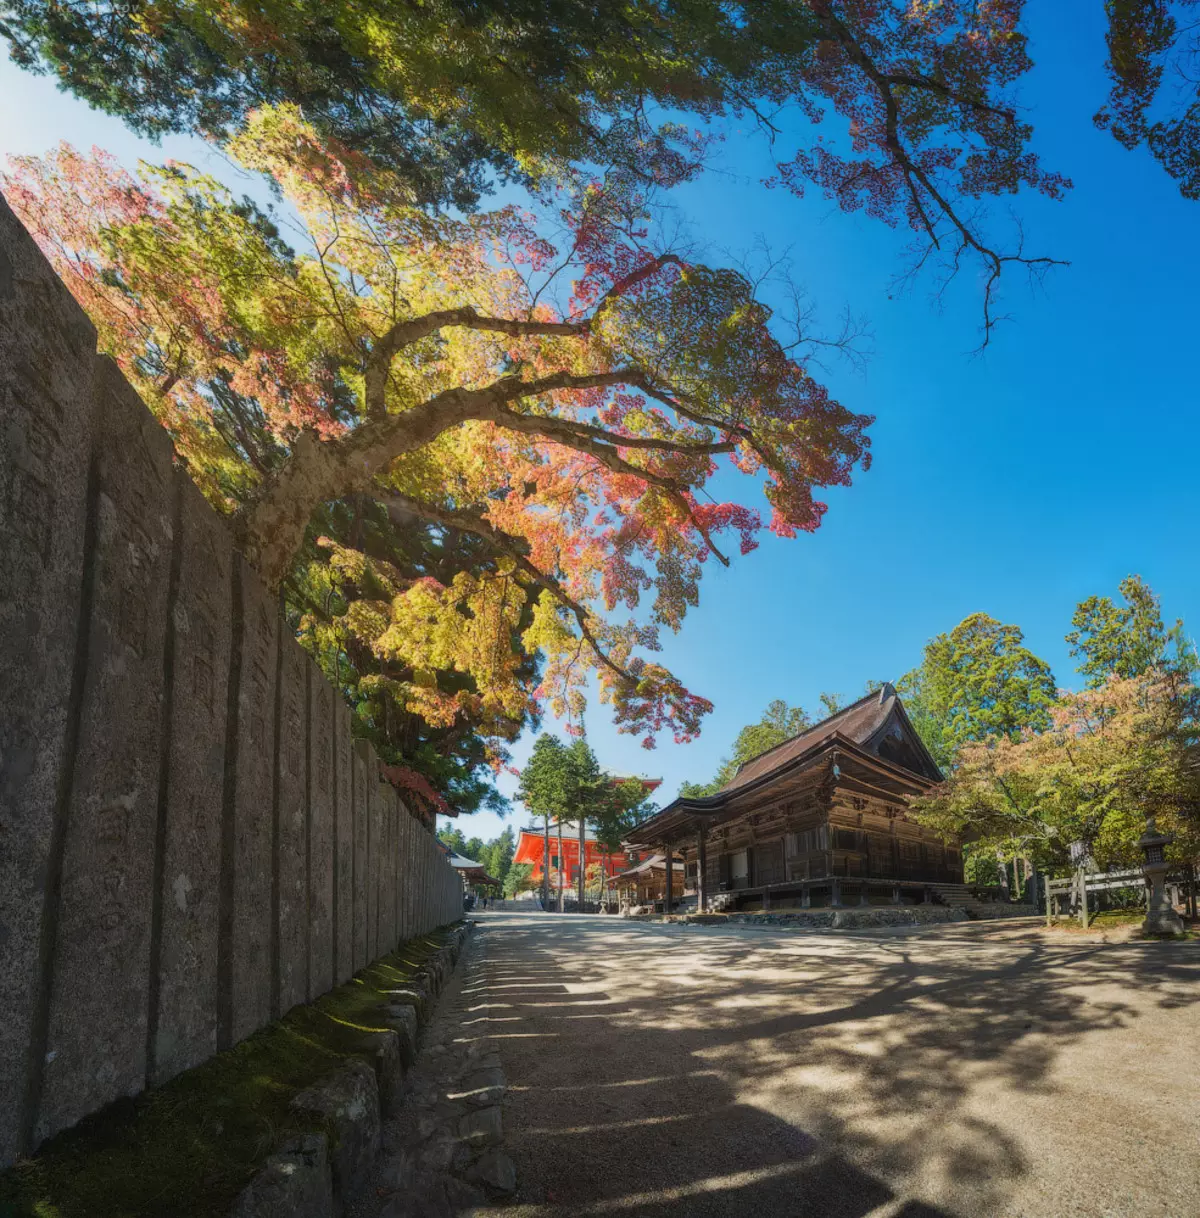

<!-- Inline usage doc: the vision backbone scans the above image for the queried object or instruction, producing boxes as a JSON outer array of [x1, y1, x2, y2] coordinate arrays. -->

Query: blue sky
[[3, 5, 1197, 844]]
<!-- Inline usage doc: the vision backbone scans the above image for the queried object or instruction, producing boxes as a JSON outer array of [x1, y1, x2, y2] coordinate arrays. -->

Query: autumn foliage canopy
[[1, 0, 1089, 807], [3, 110, 873, 770]]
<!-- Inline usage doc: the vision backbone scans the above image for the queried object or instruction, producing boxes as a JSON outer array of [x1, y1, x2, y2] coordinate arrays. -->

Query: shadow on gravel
[[467, 914, 1200, 1218]]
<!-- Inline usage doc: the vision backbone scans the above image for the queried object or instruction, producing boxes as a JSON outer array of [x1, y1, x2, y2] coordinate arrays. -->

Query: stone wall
[[0, 195, 463, 1168]]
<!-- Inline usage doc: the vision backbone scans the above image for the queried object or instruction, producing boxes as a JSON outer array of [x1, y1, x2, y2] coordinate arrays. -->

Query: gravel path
[[475, 911, 1200, 1218]]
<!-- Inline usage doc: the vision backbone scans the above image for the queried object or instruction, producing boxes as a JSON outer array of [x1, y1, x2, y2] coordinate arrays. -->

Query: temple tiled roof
[[721, 688, 897, 792]]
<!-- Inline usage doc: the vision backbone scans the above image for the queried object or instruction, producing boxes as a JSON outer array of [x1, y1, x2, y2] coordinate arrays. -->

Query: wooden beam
[[664, 839, 674, 915]]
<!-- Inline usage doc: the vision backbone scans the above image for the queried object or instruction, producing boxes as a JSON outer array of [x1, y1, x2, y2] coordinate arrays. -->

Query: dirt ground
[[469, 911, 1200, 1218]]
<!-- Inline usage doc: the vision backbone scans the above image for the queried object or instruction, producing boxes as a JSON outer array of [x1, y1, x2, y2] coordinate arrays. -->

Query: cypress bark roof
[[721, 683, 941, 792]]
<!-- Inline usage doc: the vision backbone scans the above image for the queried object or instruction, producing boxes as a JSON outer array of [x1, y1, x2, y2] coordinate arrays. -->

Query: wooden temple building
[[623, 684, 961, 913], [610, 854, 686, 912]]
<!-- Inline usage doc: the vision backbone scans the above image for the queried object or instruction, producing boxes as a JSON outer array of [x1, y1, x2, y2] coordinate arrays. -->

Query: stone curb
[[673, 906, 969, 930], [227, 923, 474, 1218], [372, 935, 516, 1217]]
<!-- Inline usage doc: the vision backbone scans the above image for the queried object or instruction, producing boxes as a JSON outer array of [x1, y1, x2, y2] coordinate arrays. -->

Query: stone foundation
[[685, 906, 969, 930]]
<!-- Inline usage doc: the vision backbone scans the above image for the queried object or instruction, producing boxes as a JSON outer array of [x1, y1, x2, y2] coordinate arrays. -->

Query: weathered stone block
[[307, 661, 334, 1001], [387, 982, 431, 1026], [38, 361, 174, 1145], [365, 1028, 403, 1117], [458, 1105, 502, 1148], [275, 642, 308, 1016], [470, 1149, 517, 1197], [226, 559, 278, 1046], [381, 784, 398, 953], [382, 1002, 419, 1065], [291, 1060, 380, 1211], [332, 698, 353, 984], [0, 194, 97, 1165], [366, 760, 380, 963], [151, 470, 231, 1085], [227, 1133, 333, 1218], [351, 741, 370, 972]]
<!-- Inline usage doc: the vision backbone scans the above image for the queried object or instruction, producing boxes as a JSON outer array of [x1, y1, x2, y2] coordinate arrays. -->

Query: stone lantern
[[1139, 818, 1184, 936]]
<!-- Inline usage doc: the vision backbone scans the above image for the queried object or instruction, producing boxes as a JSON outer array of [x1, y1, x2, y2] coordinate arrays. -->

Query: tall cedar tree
[[898, 613, 1057, 770], [518, 735, 576, 910], [1067, 574, 1197, 688]]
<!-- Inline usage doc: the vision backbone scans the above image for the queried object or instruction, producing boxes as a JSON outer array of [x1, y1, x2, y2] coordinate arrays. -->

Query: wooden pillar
[[891, 884, 901, 905], [801, 884, 811, 909], [1078, 867, 1089, 930], [830, 878, 842, 907], [696, 826, 707, 914], [1044, 876, 1052, 928], [664, 840, 674, 915], [859, 883, 870, 907]]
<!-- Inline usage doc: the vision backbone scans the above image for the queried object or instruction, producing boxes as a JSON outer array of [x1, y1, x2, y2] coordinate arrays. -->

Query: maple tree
[[1096, 0, 1200, 198], [1, 1, 1068, 330], [1, 112, 875, 800], [912, 671, 1200, 871]]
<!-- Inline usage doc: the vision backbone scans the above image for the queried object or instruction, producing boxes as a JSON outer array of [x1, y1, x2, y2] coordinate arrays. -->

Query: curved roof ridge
[[722, 684, 894, 793]]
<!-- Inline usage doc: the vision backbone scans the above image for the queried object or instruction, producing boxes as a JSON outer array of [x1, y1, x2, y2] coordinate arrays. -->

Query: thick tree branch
[[362, 255, 690, 419], [240, 362, 740, 586], [364, 306, 585, 417]]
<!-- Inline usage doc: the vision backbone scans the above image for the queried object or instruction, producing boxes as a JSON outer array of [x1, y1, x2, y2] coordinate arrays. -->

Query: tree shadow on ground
[[459, 915, 1200, 1217]]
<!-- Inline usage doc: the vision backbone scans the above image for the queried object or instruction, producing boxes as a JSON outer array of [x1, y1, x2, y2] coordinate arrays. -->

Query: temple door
[[732, 849, 749, 890]]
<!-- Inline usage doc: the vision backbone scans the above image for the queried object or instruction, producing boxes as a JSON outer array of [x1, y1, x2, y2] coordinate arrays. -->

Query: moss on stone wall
[[0, 926, 460, 1218]]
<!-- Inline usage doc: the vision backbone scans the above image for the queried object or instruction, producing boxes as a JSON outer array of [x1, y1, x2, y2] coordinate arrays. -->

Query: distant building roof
[[612, 853, 685, 881]]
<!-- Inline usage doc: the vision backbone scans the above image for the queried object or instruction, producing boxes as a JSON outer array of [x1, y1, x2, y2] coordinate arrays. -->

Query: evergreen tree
[[1067, 575, 1196, 688], [899, 613, 1057, 769], [680, 698, 810, 796]]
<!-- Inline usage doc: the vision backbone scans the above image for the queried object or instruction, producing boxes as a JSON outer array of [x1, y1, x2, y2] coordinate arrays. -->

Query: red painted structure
[[513, 773, 662, 887], [513, 824, 657, 885]]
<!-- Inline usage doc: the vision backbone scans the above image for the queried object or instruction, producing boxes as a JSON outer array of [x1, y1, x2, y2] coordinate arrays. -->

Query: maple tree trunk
[[238, 368, 640, 590], [238, 390, 486, 588]]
